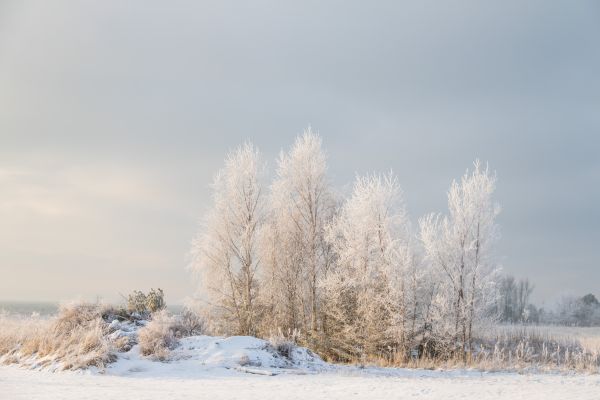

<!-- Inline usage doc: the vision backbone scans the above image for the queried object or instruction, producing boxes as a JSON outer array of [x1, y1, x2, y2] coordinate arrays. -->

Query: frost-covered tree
[[420, 161, 500, 358], [321, 172, 414, 359], [257, 211, 306, 334], [266, 128, 336, 340], [190, 143, 265, 335], [187, 133, 510, 364], [551, 294, 600, 326], [496, 275, 534, 323]]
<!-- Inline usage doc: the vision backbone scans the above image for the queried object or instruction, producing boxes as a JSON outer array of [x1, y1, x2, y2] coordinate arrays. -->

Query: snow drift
[[107, 334, 328, 377]]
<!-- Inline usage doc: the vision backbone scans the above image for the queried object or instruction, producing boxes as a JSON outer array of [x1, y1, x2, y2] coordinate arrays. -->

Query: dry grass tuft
[[138, 310, 178, 361], [0, 314, 50, 358], [0, 301, 117, 370], [472, 325, 600, 373], [340, 325, 600, 373]]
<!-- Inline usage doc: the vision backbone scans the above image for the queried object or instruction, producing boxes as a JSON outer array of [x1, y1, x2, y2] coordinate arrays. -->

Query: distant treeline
[[495, 274, 600, 326]]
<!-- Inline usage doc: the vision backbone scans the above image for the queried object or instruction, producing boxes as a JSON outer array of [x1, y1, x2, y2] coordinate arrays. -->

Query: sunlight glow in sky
[[1, 1, 599, 304]]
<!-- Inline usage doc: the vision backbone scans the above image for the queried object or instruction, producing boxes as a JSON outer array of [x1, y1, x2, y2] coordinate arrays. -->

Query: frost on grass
[[470, 325, 600, 372], [138, 310, 177, 361], [0, 296, 216, 371], [2, 305, 599, 374], [0, 290, 180, 371], [0, 302, 117, 370]]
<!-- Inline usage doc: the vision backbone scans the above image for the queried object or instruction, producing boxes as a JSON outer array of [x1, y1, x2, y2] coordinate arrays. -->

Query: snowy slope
[[105, 334, 328, 378]]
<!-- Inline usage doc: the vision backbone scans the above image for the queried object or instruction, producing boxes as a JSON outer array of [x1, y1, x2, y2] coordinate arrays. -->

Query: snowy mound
[[106, 333, 329, 377], [174, 336, 324, 369]]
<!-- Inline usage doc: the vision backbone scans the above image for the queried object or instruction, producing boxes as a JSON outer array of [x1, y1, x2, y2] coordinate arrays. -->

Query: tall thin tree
[[190, 143, 265, 335], [269, 128, 335, 340], [420, 161, 500, 360]]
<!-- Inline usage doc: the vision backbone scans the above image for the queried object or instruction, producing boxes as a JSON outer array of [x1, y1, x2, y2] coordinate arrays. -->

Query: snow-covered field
[[2, 332, 600, 400], [493, 325, 600, 352], [2, 364, 600, 400]]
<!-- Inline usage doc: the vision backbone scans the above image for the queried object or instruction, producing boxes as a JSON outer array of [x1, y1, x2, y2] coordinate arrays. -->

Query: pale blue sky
[[1, 1, 598, 305]]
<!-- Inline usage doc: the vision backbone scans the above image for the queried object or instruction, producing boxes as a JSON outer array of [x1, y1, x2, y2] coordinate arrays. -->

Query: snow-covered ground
[[106, 334, 329, 377], [2, 364, 600, 400], [2, 331, 600, 399]]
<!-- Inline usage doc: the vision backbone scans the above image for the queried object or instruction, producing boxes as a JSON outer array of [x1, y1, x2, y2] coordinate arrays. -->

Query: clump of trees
[[189, 129, 501, 362], [549, 294, 600, 326], [496, 276, 536, 323], [494, 274, 600, 327]]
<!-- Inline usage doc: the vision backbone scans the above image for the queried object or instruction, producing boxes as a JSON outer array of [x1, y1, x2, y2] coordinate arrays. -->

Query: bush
[[126, 288, 166, 316], [127, 290, 148, 314], [138, 310, 177, 361], [172, 308, 206, 337], [268, 328, 299, 360], [146, 288, 166, 313]]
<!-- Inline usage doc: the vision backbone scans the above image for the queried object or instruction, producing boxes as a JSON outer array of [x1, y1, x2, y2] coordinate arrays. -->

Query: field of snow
[[3, 364, 600, 400]]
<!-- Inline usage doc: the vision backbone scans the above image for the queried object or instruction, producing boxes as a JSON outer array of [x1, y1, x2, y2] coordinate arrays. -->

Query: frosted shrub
[[126, 288, 166, 316], [173, 308, 206, 337], [127, 290, 148, 314], [268, 329, 299, 359], [146, 288, 166, 312], [138, 310, 177, 361]]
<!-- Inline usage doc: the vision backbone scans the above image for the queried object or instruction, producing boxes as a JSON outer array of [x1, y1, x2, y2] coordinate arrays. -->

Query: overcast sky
[[1, 1, 598, 305]]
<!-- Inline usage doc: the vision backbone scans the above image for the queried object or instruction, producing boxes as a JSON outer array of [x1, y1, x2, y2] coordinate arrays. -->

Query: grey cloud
[[0, 0, 598, 303]]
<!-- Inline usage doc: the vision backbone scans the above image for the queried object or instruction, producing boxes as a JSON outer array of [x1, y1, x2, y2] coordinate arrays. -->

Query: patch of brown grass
[[0, 301, 117, 370], [138, 310, 178, 361]]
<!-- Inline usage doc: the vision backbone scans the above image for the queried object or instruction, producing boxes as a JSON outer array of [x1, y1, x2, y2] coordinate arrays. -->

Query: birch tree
[[257, 210, 306, 334], [268, 128, 335, 340], [190, 143, 265, 335], [321, 172, 412, 359], [420, 161, 500, 359]]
